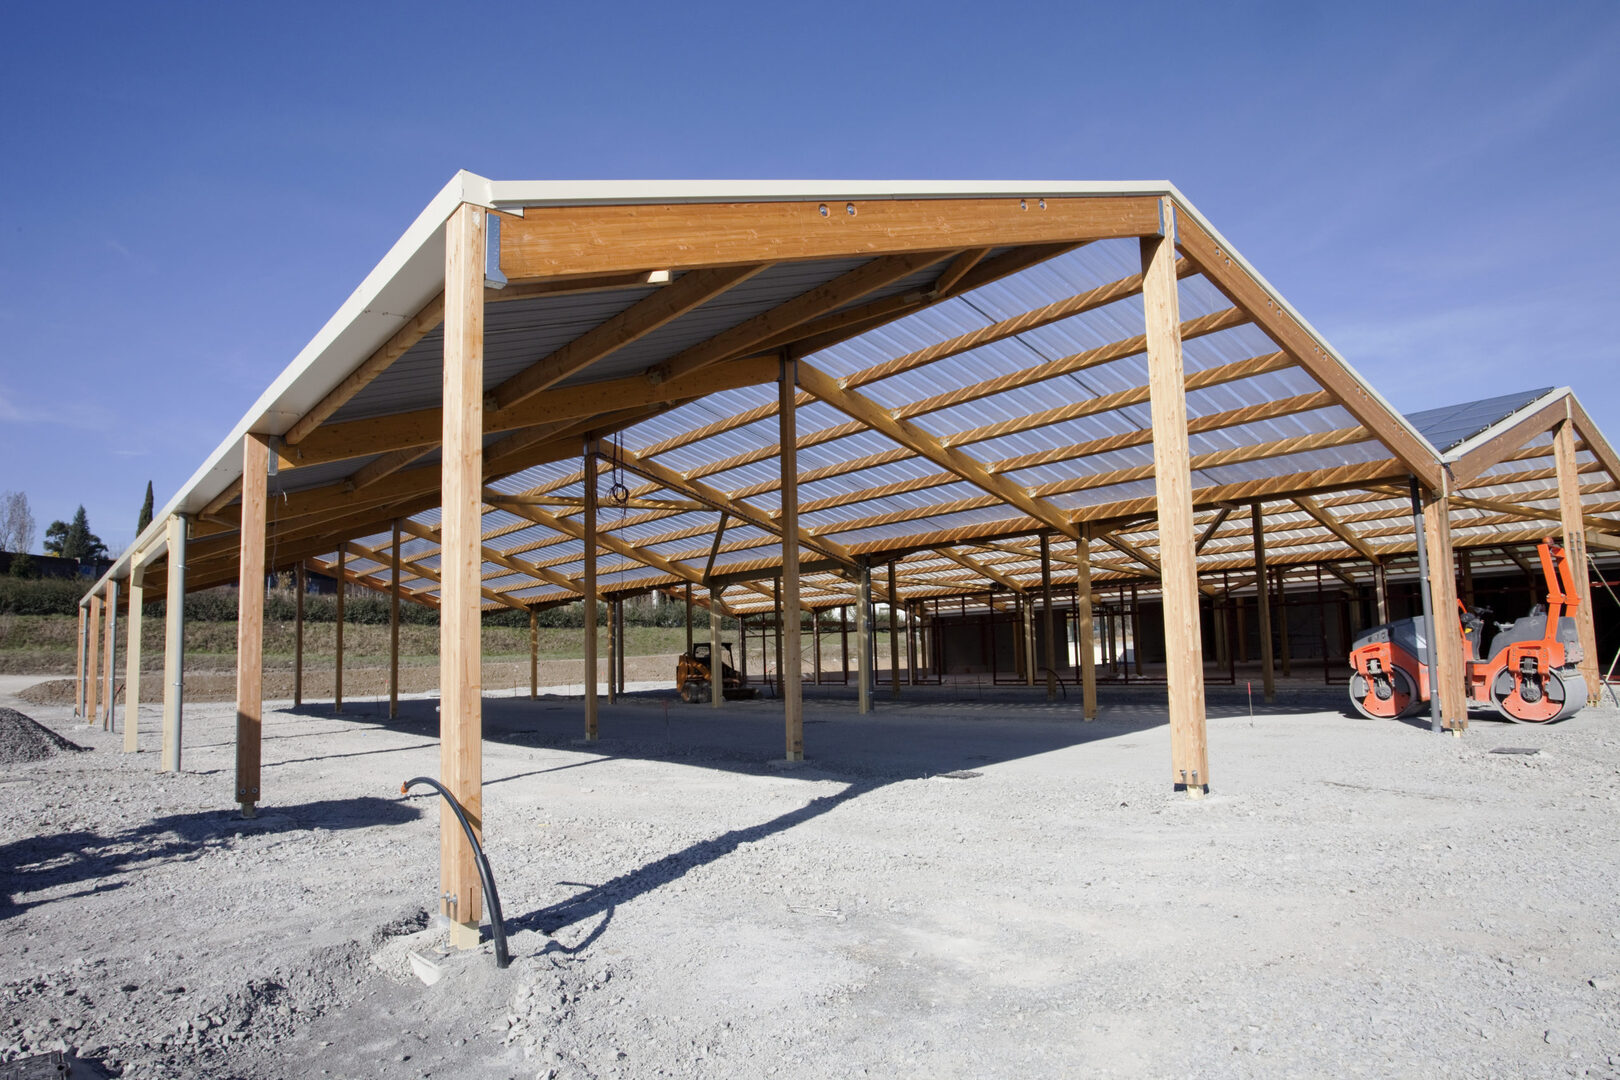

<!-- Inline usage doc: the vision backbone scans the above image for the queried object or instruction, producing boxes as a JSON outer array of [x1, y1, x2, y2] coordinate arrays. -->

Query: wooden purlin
[[1172, 210, 1442, 488], [1291, 495, 1382, 563]]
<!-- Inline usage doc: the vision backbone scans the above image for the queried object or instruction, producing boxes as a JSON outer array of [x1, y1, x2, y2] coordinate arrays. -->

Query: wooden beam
[[282, 353, 779, 470], [934, 546, 1024, 592], [600, 440, 855, 569], [1144, 212, 1208, 793], [234, 433, 268, 816], [1196, 505, 1233, 553], [1554, 418, 1602, 704], [929, 247, 990, 296], [440, 202, 486, 947], [497, 196, 1163, 280], [797, 360, 1079, 539], [1173, 210, 1441, 488], [660, 249, 957, 382], [1292, 495, 1381, 564], [1447, 393, 1569, 486], [493, 264, 769, 411]]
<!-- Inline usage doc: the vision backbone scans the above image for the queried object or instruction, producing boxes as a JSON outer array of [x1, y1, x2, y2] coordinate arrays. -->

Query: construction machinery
[[1348, 538, 1587, 724], [676, 641, 758, 703]]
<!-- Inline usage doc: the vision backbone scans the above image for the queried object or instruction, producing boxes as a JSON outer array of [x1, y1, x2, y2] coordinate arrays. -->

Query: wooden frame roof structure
[[76, 174, 1619, 939]]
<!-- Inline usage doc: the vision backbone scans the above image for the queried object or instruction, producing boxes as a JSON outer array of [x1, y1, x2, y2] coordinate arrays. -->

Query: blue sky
[[2, 1, 1616, 556]]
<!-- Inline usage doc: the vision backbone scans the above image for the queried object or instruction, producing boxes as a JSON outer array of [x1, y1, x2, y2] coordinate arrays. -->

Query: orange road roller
[[1347, 539, 1587, 724]]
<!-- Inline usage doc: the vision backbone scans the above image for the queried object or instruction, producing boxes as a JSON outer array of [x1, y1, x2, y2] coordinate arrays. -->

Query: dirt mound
[[0, 706, 85, 763]]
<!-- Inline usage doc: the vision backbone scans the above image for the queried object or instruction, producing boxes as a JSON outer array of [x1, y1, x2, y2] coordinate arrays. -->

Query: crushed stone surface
[[0, 706, 84, 764], [2, 682, 1619, 1078]]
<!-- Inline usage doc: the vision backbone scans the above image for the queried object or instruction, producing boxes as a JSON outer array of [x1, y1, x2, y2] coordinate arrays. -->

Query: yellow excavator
[[676, 642, 757, 702]]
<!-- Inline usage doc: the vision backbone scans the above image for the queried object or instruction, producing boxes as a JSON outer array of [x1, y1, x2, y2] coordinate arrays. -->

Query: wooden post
[[1554, 418, 1602, 704], [161, 513, 188, 772], [1143, 208, 1208, 793], [616, 599, 625, 696], [1373, 562, 1389, 625], [1459, 548, 1475, 610], [528, 608, 539, 700], [390, 520, 402, 718], [1022, 590, 1036, 685], [86, 593, 102, 728], [1251, 503, 1276, 703], [1421, 489, 1467, 730], [583, 446, 599, 739], [1078, 531, 1097, 720], [856, 564, 872, 714], [102, 579, 117, 731], [1130, 582, 1143, 676], [439, 201, 486, 948], [684, 582, 693, 657], [1276, 567, 1291, 678], [607, 595, 618, 704], [709, 587, 725, 710], [1041, 533, 1057, 703], [123, 569, 144, 752], [887, 562, 901, 699], [293, 563, 305, 708], [334, 543, 345, 714], [811, 608, 822, 684], [907, 602, 919, 686], [772, 579, 784, 695], [779, 356, 804, 760], [235, 432, 268, 817], [75, 604, 87, 718], [840, 605, 850, 685]]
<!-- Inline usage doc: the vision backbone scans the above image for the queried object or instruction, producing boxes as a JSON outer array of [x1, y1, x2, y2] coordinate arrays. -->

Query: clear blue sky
[[2, 1, 1616, 556]]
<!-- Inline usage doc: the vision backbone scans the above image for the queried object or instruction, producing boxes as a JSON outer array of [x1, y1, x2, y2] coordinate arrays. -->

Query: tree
[[137, 481, 154, 533], [0, 490, 36, 553], [43, 506, 107, 561]]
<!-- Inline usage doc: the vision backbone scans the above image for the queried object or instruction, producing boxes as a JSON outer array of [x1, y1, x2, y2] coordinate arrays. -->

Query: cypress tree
[[137, 481, 154, 533]]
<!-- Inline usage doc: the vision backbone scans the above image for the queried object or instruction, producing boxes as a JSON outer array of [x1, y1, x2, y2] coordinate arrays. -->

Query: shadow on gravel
[[0, 796, 419, 922], [508, 780, 879, 947]]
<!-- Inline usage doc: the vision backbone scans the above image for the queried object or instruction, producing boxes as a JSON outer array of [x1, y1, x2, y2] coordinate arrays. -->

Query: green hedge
[[0, 578, 736, 629]]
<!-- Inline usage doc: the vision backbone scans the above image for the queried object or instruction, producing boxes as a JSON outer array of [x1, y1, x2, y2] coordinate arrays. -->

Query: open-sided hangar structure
[[75, 175, 1620, 947]]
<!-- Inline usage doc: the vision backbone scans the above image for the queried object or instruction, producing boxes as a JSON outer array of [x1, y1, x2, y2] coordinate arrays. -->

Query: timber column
[[235, 433, 269, 816], [440, 203, 486, 949], [1077, 530, 1097, 720], [1554, 416, 1602, 704], [102, 579, 117, 731], [86, 593, 102, 729], [161, 514, 188, 772], [1144, 200, 1209, 795], [583, 446, 599, 738], [124, 561, 145, 751], [75, 603, 87, 719], [1421, 486, 1467, 731], [779, 357, 804, 760]]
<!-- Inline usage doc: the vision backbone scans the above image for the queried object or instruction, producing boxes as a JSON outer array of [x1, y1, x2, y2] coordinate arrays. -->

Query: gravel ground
[[2, 677, 1619, 1079]]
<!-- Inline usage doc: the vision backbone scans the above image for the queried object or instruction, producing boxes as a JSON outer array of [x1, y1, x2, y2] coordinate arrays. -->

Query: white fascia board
[[1442, 388, 1570, 464], [1162, 185, 1445, 467], [85, 170, 497, 601]]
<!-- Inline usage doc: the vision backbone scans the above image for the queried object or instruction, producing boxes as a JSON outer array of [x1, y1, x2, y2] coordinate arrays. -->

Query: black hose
[[400, 776, 511, 969]]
